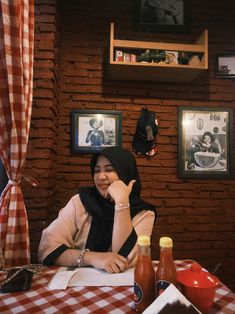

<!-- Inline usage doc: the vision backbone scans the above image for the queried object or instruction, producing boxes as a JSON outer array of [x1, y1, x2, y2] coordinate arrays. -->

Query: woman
[[85, 118, 104, 146], [187, 131, 221, 169], [200, 131, 221, 153], [38, 147, 156, 273]]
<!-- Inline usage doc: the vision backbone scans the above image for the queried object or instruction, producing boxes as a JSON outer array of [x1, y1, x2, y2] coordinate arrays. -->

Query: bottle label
[[156, 280, 170, 295], [134, 282, 143, 304]]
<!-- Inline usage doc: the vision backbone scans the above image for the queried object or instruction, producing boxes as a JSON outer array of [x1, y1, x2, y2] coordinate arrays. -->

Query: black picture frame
[[134, 0, 190, 33], [178, 107, 234, 179], [70, 110, 122, 154], [216, 54, 235, 79]]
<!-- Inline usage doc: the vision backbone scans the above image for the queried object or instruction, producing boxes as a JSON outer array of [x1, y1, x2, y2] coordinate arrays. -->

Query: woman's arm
[[106, 180, 135, 252], [54, 248, 128, 274], [214, 138, 222, 153], [38, 195, 87, 264], [54, 211, 155, 272], [38, 194, 129, 273], [106, 179, 155, 266], [86, 130, 94, 143]]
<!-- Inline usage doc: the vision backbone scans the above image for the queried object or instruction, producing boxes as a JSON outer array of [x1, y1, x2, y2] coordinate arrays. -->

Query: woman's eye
[[106, 167, 115, 172], [94, 166, 115, 173]]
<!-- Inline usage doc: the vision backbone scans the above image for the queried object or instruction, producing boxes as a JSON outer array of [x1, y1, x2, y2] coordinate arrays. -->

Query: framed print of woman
[[178, 107, 234, 179], [86, 118, 105, 147]]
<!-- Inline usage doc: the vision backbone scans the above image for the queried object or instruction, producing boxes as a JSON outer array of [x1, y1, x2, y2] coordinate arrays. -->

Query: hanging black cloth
[[79, 147, 156, 257]]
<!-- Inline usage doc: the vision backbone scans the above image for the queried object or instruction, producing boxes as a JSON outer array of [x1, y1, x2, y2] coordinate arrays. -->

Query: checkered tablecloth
[[1, 260, 235, 314]]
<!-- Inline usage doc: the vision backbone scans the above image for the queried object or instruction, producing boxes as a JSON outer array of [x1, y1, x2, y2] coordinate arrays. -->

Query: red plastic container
[[177, 262, 219, 312]]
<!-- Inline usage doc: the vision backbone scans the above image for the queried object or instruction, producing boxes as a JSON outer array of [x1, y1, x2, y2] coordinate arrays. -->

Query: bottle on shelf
[[155, 236, 177, 296], [134, 235, 155, 313]]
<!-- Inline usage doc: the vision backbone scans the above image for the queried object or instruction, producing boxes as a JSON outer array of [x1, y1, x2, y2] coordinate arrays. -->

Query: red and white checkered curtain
[[0, 0, 34, 268]]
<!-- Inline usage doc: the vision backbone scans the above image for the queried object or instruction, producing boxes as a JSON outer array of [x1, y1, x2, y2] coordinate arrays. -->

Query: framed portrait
[[70, 110, 122, 154], [216, 54, 235, 79], [178, 107, 234, 179], [134, 0, 190, 33]]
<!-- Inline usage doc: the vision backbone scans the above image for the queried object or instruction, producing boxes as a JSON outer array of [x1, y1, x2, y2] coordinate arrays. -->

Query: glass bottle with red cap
[[134, 235, 155, 312], [155, 236, 177, 296]]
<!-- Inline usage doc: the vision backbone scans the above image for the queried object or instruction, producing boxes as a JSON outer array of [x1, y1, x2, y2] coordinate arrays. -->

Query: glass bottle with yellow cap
[[134, 235, 155, 312], [155, 236, 177, 296]]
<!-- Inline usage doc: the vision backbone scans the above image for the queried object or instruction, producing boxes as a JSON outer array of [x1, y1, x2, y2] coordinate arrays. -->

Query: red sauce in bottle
[[155, 236, 177, 296], [134, 235, 155, 312]]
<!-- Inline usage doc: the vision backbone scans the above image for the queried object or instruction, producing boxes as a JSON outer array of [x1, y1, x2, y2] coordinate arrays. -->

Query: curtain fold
[[0, 0, 34, 268]]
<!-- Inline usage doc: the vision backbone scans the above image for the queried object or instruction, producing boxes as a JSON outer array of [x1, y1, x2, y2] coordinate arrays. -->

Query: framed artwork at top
[[216, 54, 235, 79], [134, 0, 190, 33], [178, 107, 234, 179], [70, 109, 122, 154]]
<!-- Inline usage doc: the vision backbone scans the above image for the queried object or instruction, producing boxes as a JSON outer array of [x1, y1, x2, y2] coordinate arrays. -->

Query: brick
[[23, 0, 235, 292]]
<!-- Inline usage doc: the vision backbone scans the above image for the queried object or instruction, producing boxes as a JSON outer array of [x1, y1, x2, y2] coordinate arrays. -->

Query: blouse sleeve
[[127, 210, 155, 267], [38, 194, 89, 264]]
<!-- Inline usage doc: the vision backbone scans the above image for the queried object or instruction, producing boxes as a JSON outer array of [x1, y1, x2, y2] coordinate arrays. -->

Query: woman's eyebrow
[[105, 163, 113, 167], [94, 162, 113, 167], [95, 163, 114, 169]]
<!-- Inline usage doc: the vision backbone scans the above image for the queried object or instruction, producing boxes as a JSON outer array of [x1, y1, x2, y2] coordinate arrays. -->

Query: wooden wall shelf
[[108, 23, 208, 83]]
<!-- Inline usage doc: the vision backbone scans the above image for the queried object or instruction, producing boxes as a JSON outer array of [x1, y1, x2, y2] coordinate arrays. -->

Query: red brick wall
[[24, 0, 235, 291], [23, 0, 61, 257]]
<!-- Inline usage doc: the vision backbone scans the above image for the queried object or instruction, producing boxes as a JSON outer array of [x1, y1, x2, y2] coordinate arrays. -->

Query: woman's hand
[[106, 180, 136, 204], [85, 251, 128, 273], [202, 142, 211, 149]]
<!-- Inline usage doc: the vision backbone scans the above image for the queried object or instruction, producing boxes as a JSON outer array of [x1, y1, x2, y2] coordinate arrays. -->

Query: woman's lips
[[98, 183, 109, 190]]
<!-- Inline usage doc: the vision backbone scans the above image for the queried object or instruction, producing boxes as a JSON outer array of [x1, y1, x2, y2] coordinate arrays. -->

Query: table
[[1, 260, 235, 314]]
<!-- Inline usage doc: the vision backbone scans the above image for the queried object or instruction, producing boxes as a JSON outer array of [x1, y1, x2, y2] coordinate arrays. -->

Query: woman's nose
[[97, 171, 107, 180]]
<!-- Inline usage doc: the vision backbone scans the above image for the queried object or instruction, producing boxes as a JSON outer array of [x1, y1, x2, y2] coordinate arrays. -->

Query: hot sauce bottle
[[134, 235, 155, 312], [155, 236, 177, 296]]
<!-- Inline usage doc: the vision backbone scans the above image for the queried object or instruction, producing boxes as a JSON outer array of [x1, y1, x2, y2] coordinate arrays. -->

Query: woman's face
[[203, 135, 212, 145], [93, 155, 119, 197], [93, 121, 98, 129]]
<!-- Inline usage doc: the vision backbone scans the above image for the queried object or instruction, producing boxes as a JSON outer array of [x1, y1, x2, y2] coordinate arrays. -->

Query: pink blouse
[[38, 194, 155, 267]]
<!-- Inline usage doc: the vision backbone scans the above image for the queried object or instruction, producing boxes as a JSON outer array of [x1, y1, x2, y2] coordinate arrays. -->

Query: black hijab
[[79, 147, 156, 255]]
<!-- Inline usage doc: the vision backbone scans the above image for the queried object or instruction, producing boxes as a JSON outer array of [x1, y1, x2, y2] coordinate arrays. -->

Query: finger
[[128, 180, 136, 190], [106, 265, 114, 274], [116, 260, 127, 272], [118, 255, 128, 264], [104, 191, 108, 198], [116, 256, 128, 269], [111, 262, 121, 274], [104, 189, 113, 200], [104, 192, 113, 201], [114, 260, 126, 273]]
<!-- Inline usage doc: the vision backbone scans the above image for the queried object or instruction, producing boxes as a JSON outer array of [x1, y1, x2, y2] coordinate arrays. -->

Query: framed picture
[[178, 107, 234, 179], [70, 110, 122, 154], [216, 54, 235, 79], [134, 0, 190, 33]]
